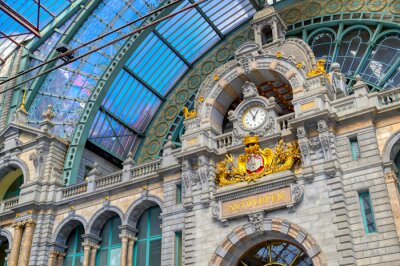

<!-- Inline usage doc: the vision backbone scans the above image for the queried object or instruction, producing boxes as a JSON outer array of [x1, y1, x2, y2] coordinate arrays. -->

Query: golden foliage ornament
[[216, 135, 301, 186]]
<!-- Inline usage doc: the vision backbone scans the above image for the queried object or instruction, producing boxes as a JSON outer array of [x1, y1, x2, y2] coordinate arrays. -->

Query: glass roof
[[24, 0, 257, 160], [0, 0, 73, 62]]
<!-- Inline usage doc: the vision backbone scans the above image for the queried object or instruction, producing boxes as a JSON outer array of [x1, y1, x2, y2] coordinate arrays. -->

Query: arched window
[[0, 169, 23, 200], [0, 236, 9, 266], [96, 216, 122, 266], [309, 31, 335, 70], [337, 29, 370, 76], [384, 66, 400, 90], [133, 206, 162, 266], [238, 240, 312, 265], [361, 33, 400, 86], [64, 225, 84, 266]]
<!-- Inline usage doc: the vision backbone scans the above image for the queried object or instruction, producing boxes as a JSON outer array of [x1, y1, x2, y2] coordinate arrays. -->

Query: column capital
[[49, 250, 66, 257], [386, 171, 399, 184], [119, 233, 137, 242], [82, 241, 100, 250]]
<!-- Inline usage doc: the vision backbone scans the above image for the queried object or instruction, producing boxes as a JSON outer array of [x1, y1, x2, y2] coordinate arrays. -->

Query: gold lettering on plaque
[[221, 187, 292, 219]]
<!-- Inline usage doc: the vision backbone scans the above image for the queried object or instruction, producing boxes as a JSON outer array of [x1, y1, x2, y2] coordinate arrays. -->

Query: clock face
[[242, 106, 267, 129]]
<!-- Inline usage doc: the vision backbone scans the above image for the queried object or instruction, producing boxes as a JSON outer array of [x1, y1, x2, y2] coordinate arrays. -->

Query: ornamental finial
[[18, 89, 28, 113], [42, 104, 55, 121]]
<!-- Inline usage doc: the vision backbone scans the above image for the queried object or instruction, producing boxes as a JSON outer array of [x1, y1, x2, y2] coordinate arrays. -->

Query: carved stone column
[[19, 220, 36, 266], [385, 171, 400, 241], [89, 243, 99, 266], [56, 252, 66, 266], [82, 242, 92, 266], [120, 234, 129, 266], [8, 222, 24, 266], [47, 250, 57, 266], [127, 237, 136, 266]]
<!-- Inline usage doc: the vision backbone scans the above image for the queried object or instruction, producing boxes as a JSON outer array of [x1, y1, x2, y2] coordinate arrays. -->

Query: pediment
[[0, 123, 44, 151]]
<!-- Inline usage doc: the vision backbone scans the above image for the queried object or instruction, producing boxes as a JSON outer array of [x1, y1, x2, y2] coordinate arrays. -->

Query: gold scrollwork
[[216, 135, 301, 186]]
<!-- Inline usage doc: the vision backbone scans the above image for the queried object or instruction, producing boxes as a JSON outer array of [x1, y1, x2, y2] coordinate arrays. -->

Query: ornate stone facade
[[1, 4, 400, 266]]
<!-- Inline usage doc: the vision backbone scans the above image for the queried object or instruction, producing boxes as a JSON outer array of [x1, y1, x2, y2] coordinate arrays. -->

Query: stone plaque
[[221, 187, 292, 219]]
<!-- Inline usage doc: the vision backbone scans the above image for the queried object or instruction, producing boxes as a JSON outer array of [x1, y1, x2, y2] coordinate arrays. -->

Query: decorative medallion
[[175, 90, 189, 104], [201, 61, 215, 75], [368, 0, 387, 11], [216, 48, 231, 62], [345, 0, 364, 11], [304, 3, 321, 18], [325, 0, 343, 13], [164, 105, 179, 120], [231, 36, 246, 50], [389, 0, 400, 14], [283, 8, 301, 24], [154, 122, 169, 137], [147, 140, 161, 155], [216, 135, 301, 186], [187, 75, 202, 89]]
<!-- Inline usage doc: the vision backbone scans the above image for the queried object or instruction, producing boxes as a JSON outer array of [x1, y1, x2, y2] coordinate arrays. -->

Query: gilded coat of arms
[[216, 135, 301, 186]]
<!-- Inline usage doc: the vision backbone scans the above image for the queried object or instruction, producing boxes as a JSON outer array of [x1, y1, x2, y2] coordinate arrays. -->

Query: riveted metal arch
[[62, 0, 180, 185]]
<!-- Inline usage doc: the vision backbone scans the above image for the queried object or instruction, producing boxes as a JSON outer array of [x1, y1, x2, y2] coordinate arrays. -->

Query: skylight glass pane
[[156, 1, 220, 62], [197, 0, 255, 34], [126, 33, 188, 96], [89, 110, 141, 158], [102, 70, 162, 133]]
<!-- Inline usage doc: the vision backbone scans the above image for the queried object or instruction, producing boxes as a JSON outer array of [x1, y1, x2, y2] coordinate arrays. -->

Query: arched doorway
[[238, 240, 312, 266], [64, 225, 85, 266], [96, 215, 122, 265]]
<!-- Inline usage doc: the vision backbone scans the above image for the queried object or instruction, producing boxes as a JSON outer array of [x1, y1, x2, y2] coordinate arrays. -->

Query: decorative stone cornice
[[12, 218, 36, 228]]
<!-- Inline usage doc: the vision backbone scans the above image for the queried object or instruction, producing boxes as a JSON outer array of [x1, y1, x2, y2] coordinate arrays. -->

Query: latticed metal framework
[[3, 0, 400, 185]]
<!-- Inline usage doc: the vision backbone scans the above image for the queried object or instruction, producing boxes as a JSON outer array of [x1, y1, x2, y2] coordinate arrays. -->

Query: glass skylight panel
[[197, 0, 256, 35], [126, 33, 188, 96], [89, 110, 141, 158], [156, 1, 220, 62], [102, 70, 162, 133]]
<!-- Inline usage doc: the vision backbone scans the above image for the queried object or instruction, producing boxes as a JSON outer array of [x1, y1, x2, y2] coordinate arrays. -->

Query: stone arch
[[0, 158, 30, 183], [382, 129, 400, 165], [195, 54, 306, 133], [0, 229, 12, 248], [51, 215, 88, 245], [125, 195, 164, 227], [209, 218, 327, 266], [87, 205, 124, 237]]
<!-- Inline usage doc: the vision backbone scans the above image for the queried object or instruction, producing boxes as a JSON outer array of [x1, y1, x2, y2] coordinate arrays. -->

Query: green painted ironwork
[[63, 225, 84, 266], [96, 216, 122, 266], [175, 231, 182, 266]]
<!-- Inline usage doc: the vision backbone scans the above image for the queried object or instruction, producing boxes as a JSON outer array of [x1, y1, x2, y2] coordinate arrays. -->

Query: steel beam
[[0, 1, 41, 37]]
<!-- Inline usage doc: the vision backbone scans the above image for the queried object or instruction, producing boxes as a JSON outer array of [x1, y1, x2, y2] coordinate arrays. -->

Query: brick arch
[[209, 218, 327, 266]]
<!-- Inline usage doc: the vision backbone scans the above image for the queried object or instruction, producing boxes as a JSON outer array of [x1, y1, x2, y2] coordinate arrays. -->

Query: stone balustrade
[[276, 113, 295, 131], [216, 133, 233, 149], [131, 160, 161, 178], [96, 172, 123, 189], [377, 87, 400, 107], [0, 196, 19, 212], [62, 182, 88, 198]]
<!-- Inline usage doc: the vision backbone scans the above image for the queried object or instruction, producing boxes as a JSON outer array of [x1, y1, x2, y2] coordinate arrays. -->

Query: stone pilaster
[[19, 219, 36, 266], [385, 171, 400, 241], [8, 222, 24, 266], [82, 242, 92, 266], [47, 250, 57, 266]]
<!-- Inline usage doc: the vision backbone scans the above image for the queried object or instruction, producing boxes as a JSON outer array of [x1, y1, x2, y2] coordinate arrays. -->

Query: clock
[[242, 105, 267, 129]]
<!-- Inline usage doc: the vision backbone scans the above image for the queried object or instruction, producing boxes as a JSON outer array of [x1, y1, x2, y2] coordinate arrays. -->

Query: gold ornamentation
[[198, 96, 205, 103], [276, 51, 283, 58], [306, 59, 326, 77], [216, 136, 301, 186], [183, 107, 197, 119], [296, 62, 303, 69], [213, 74, 220, 81]]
